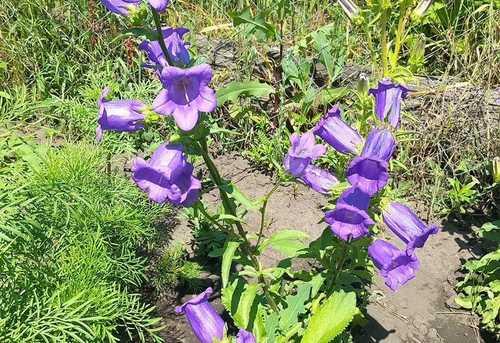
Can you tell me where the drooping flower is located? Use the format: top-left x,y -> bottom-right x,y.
237,329 -> 256,343
313,105 -> 363,155
100,0 -> 141,16
361,128 -> 396,162
346,157 -> 389,196
132,144 -> 201,206
96,87 -> 145,141
139,28 -> 190,68
175,287 -> 226,343
369,79 -> 409,128
299,165 -> 339,194
383,202 -> 439,249
283,132 -> 326,177
153,64 -> 217,131
337,0 -> 360,21
148,0 -> 170,12
368,239 -> 420,291
325,204 -> 374,241
337,186 -> 371,211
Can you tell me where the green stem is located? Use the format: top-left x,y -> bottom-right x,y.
255,184 -> 279,250
391,2 -> 411,70
326,240 -> 350,290
379,8 -> 389,77
151,6 -> 174,66
197,137 -> 279,313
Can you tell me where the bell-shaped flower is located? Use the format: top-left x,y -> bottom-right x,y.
413,0 -> 433,17
313,105 -> 363,155
96,87 -> 145,141
148,0 -> 170,12
337,0 -> 360,21
368,239 -> 420,291
325,204 -> 374,241
132,144 -> 201,206
100,0 -> 141,16
237,329 -> 256,343
139,28 -> 190,68
337,186 -> 371,211
175,287 -> 226,343
284,132 -> 326,177
383,202 -> 439,249
361,128 -> 396,162
346,157 -> 389,196
154,64 -> 217,131
300,165 -> 339,194
369,79 -> 409,128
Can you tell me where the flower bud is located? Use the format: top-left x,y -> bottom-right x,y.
413,0 -> 433,17
493,157 -> 500,184
337,0 -> 360,21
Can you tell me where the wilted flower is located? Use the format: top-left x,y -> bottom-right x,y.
96,87 -> 145,141
100,0 -> 141,16
368,239 -> 420,291
313,105 -> 364,155
300,165 -> 339,194
237,329 -> 256,343
413,0 -> 433,17
361,128 -> 396,162
175,288 -> 226,343
325,204 -> 374,241
139,28 -> 190,68
346,157 -> 389,196
369,79 -> 409,128
132,144 -> 201,206
284,132 -> 326,177
383,202 -> 439,249
337,0 -> 360,21
337,186 -> 371,211
148,0 -> 170,12
153,64 -> 217,131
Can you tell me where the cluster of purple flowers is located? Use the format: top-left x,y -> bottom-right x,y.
97,0 -> 220,208
284,79 -> 438,291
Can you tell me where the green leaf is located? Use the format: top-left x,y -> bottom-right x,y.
259,230 -> 309,257
264,312 -> 280,343
222,240 -> 241,287
455,295 -> 473,309
222,279 -> 259,329
220,182 -> 260,210
301,291 -> 357,343
230,8 -> 277,40
279,283 -> 312,332
217,81 -> 274,106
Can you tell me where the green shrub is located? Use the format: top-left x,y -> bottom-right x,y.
0,142 -> 167,342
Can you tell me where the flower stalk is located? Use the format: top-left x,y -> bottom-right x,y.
150,6 -> 174,66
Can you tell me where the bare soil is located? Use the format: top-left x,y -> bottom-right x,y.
153,155 -> 485,343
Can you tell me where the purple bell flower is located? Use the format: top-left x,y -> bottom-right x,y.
132,144 -> 201,206
300,165 -> 339,194
361,128 -> 396,162
154,64 -> 217,131
100,0 -> 141,16
96,87 -> 145,142
283,132 -> 326,177
175,288 -> 226,343
139,28 -> 190,68
337,186 -> 371,211
325,204 -> 374,241
237,329 -> 256,343
346,157 -> 389,196
368,239 -> 420,291
369,79 -> 409,128
148,0 -> 170,12
337,0 -> 360,20
313,105 -> 363,155
383,202 -> 439,249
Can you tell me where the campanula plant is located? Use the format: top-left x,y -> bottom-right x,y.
97,1 -> 439,341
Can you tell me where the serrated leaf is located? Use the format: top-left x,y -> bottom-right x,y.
301,291 -> 357,343
222,240 -> 240,287
265,312 -> 280,343
279,283 -> 312,332
217,81 -> 274,106
220,182 -> 260,210
259,230 -> 308,257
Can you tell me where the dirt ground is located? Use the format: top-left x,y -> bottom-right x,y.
154,155 -> 486,343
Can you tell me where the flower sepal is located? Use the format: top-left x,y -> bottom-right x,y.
128,3 -> 149,26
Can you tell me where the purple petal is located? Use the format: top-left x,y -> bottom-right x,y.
346,157 -> 389,196
97,88 -> 145,134
383,202 -> 439,249
369,79 -> 409,128
284,132 -> 326,177
337,186 -> 371,211
361,128 -> 396,162
100,0 -> 141,16
237,329 -> 256,343
325,204 -> 374,241
175,288 -> 226,343
300,165 -> 338,194
148,0 -> 170,12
